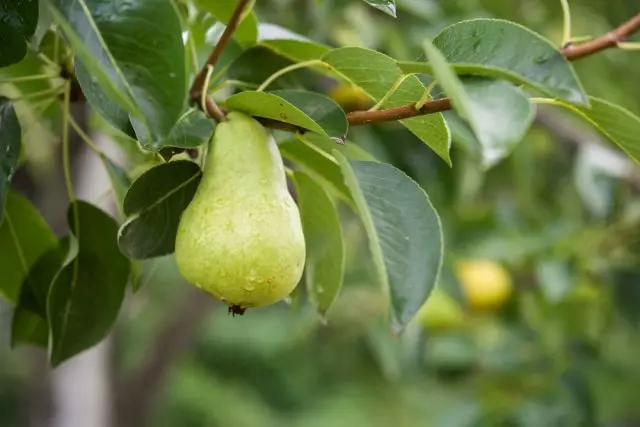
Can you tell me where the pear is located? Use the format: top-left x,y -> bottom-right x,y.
175,111 -> 306,313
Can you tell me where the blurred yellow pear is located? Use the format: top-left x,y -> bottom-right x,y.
417,288 -> 465,331
328,83 -> 372,111
457,260 -> 512,312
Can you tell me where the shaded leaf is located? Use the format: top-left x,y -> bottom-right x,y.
0,0 -> 39,67
334,153 -> 444,331
75,60 -> 136,138
399,19 -> 587,105
48,201 -> 130,366
293,171 -> 345,317
137,109 -> 215,151
0,97 -> 22,224
226,46 -> 321,90
323,47 -> 451,164
11,238 -> 71,348
49,0 -> 186,138
0,191 -> 57,303
103,158 -> 130,218
118,161 -> 202,259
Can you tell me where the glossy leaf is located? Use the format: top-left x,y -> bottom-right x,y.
136,109 -> 215,151
0,97 -> 22,224
271,90 -> 348,138
293,172 -> 345,317
360,0 -> 396,17
399,19 -> 587,105
323,47 -> 451,164
541,97 -> 640,164
196,0 -> 258,47
49,0 -> 186,138
75,60 -> 136,138
46,0 -> 139,121
335,153 -> 444,331
0,0 -> 39,67
48,201 -> 130,366
0,191 -> 57,303
118,161 -> 202,259
225,91 -> 327,135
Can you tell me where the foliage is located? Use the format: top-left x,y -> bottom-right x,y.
0,0 -> 640,425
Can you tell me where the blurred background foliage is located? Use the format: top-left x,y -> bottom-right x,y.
1,0 -> 640,426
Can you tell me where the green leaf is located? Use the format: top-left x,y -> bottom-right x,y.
11,308 -> 49,347
460,78 -> 534,167
323,47 -> 451,164
0,97 -> 22,225
271,90 -> 348,138
540,97 -> 640,164
75,60 -> 136,138
399,19 -> 587,105
103,158 -> 131,218
48,201 -> 130,366
48,0 -> 186,138
334,153 -> 444,331
225,91 -> 327,135
196,0 -> 258,47
279,139 -> 353,205
360,0 -> 396,17
258,24 -> 330,62
118,160 -> 202,259
136,109 -> 215,151
423,38 -> 534,167
46,0 -> 138,122
11,238 -> 72,348
293,172 -> 345,317
300,132 -> 377,162
226,46 -> 320,90
0,0 -> 39,67
0,191 -> 57,303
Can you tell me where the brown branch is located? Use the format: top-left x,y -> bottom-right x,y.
340,12 -> 640,127
189,0 -> 251,121
563,13 -> 640,60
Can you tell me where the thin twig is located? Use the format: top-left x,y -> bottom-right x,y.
189,0 -> 250,121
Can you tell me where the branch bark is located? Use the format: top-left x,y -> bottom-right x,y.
189,0 -> 251,121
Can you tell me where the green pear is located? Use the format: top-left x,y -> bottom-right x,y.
175,111 -> 306,313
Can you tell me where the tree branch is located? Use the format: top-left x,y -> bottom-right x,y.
189,0 -> 251,121
341,13 -> 640,127
563,13 -> 640,60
